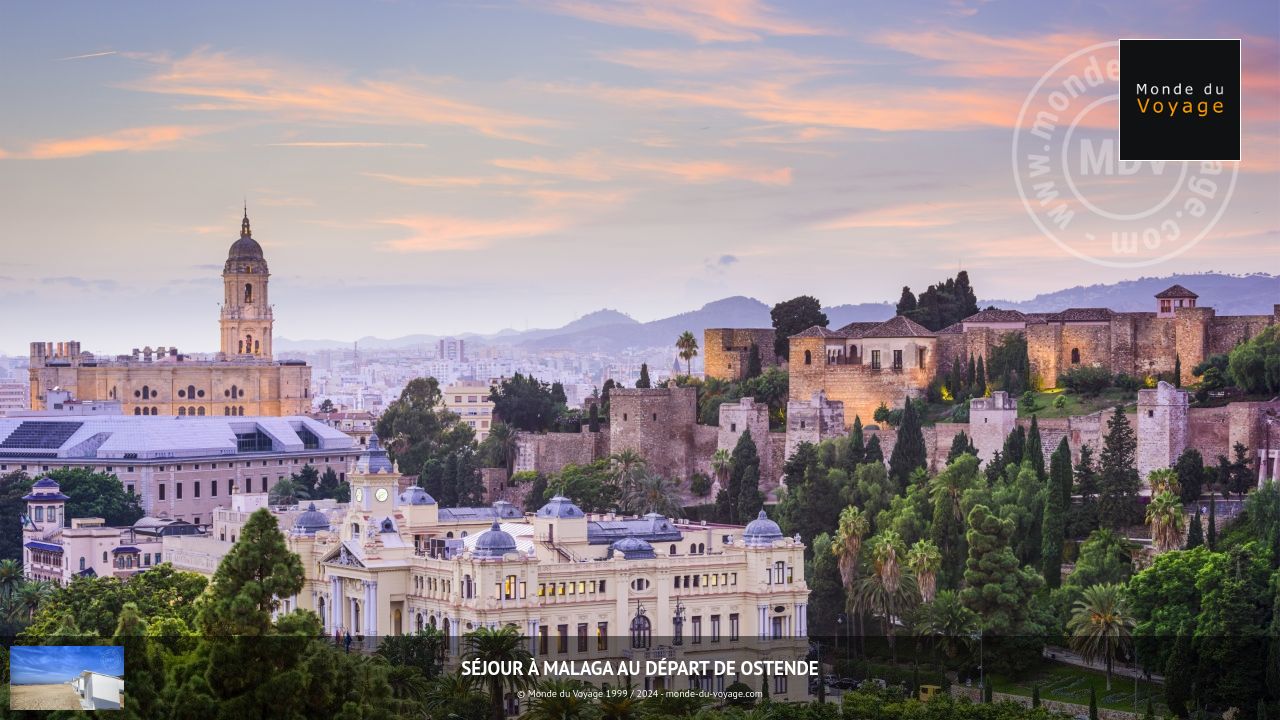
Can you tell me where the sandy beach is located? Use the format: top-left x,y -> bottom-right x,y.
10,683 -> 82,710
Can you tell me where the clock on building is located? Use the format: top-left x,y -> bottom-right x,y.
375,488 -> 388,502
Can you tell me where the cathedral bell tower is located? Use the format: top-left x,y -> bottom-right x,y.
220,206 -> 274,358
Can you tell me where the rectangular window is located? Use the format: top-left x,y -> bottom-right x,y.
261,477 -> 268,492
773,675 -> 787,695
711,615 -> 721,642
539,626 -> 549,655
577,623 -> 588,653
730,614 -> 740,641
538,583 -> 545,597
194,481 -> 201,498
870,350 -> 881,369
893,349 -> 903,369
159,484 -> 166,501
176,483 -> 183,500
598,580 -> 605,593
557,625 -> 568,654
211,481 -> 218,497
577,581 -> 586,594
692,616 -> 702,644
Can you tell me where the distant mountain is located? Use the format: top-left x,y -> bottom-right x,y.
275,273 -> 1277,353
984,273 -> 1279,315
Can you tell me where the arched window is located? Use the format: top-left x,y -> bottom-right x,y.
803,350 -> 812,365
134,407 -> 142,416
79,557 -> 85,571
245,334 -> 254,354
630,613 -> 652,649
178,407 -> 186,416
254,339 -> 260,354
244,283 -> 253,303
187,385 -> 196,400
416,614 -> 423,633
142,385 -> 151,399
698,543 -> 705,554
102,551 -> 108,563
197,407 -> 205,416
188,406 -> 196,416
670,544 -> 677,556
1071,348 -> 1081,364
238,340 -> 244,353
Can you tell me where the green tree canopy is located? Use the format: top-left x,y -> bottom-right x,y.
377,377 -> 476,475
770,295 -> 828,359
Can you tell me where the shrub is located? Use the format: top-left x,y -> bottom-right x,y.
690,473 -> 712,497
1053,395 -> 1067,410
1114,373 -> 1142,392
1058,366 -> 1113,396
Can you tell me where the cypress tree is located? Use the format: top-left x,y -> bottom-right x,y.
865,434 -> 884,464
738,465 -> 763,521
1174,356 -> 1182,388
1185,509 -> 1203,549
588,403 -> 600,432
967,354 -> 976,390
947,431 -> 977,464
985,450 -> 1005,485
975,356 -> 987,396
1041,437 -> 1071,588
1207,495 -> 1217,549
847,416 -> 866,469
1097,406 -> 1140,530
636,363 -> 651,389
1003,426 -> 1026,471
746,343 -> 763,379
951,356 -> 964,398
1025,415 -> 1045,480
1032,684 -> 1041,708
889,398 -> 927,491
728,429 -> 760,523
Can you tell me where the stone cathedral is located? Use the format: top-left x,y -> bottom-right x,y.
27,209 -> 312,416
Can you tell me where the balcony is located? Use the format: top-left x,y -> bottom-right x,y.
622,645 -> 676,661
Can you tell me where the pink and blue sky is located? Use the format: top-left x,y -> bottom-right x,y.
1,0 -> 1277,354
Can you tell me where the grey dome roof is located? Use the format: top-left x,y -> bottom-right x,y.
354,433 -> 395,474
743,510 -> 783,547
610,536 -> 655,560
473,520 -> 517,559
292,503 -> 330,534
399,487 -> 436,505
537,496 -> 584,519
228,212 -> 264,260
33,477 -> 60,489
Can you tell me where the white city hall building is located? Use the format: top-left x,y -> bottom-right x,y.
164,435 -> 812,702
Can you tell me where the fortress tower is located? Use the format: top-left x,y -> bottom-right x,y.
1137,380 -> 1189,489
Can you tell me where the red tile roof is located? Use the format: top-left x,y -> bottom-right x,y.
962,308 -> 1028,324
862,315 -> 936,338
1155,284 -> 1199,299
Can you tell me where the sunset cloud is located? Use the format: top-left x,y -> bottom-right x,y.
815,199 -> 1026,231
540,0 -> 835,43
597,47 -> 854,77
13,125 -> 208,159
124,49 -> 552,142
363,172 -> 549,188
380,214 -> 570,252
492,150 -> 792,185
872,29 -> 1107,79
265,141 -> 428,149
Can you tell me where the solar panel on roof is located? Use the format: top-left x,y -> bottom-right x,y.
0,421 -> 83,450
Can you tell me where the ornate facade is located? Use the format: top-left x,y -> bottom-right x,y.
27,209 -> 312,416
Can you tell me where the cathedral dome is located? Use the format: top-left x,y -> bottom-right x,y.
225,209 -> 267,269
292,503 -> 330,535
742,510 -> 783,547
473,520 -> 518,559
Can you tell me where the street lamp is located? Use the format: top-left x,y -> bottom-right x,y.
672,597 -> 685,646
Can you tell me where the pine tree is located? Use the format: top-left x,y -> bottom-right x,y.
961,505 -> 1042,637
1041,438 -> 1071,588
1025,415 -> 1045,480
889,398 -> 927,491
897,286 -> 918,314
636,364 -> 651,389
746,343 -> 763,379
865,434 -> 884,464
1185,509 -> 1203,548
1097,406 -> 1140,530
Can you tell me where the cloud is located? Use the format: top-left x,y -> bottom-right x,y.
815,199 -> 1024,230
56,50 -> 117,61
597,47 -> 854,77
379,214 -> 570,252
264,141 -> 428,149
11,125 -> 208,159
717,254 -> 738,266
492,150 -> 792,185
871,29 -> 1107,79
123,48 -> 552,142
539,0 -> 836,43
362,171 -> 550,188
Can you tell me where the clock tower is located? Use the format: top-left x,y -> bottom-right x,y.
346,434 -> 400,535
220,206 -> 274,358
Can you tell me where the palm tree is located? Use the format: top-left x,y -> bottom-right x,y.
832,506 -> 869,588
9,580 -> 54,622
906,539 -> 942,603
609,450 -> 647,493
624,473 -> 684,517
486,421 -> 519,475
0,559 -> 22,599
676,331 -> 699,376
424,672 -> 486,717
1067,583 -> 1134,691
1146,468 -> 1181,497
462,625 -> 534,720
912,590 -> 979,661
711,449 -> 732,493
852,530 -> 919,658
1145,490 -> 1186,553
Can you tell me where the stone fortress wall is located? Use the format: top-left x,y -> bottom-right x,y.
703,328 -> 778,382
